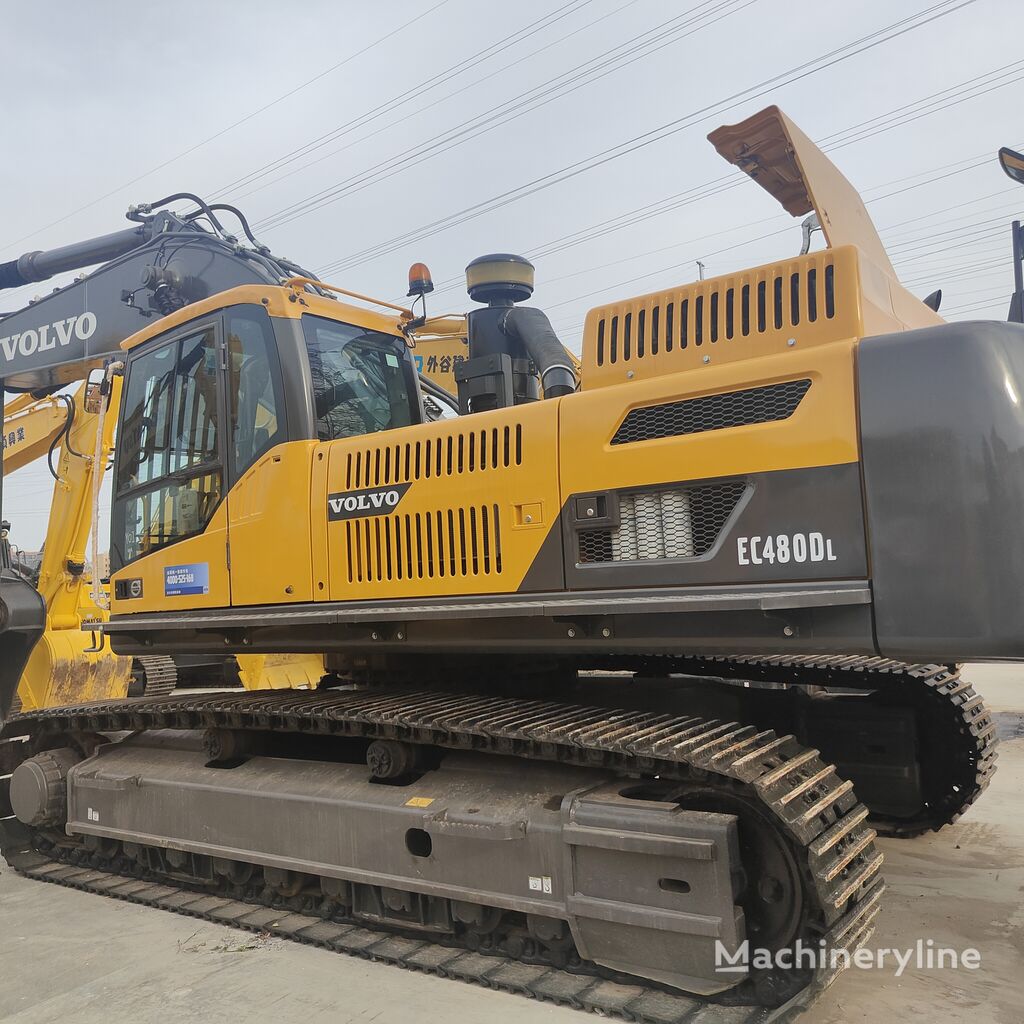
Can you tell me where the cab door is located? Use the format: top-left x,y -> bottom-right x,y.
222,303 -> 316,606
110,318 -> 232,613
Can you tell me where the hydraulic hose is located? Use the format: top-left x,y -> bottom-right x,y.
46,395 -> 79,481
501,306 -> 577,398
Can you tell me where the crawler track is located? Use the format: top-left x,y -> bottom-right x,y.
664,657 -> 999,837
1,830 -> 883,1024
130,655 -> 178,698
1,688 -> 884,1020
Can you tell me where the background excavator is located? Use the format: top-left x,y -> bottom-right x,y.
0,107 -> 1016,1018
0,380 -> 177,709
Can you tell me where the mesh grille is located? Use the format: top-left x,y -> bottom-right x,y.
612,379 -> 810,445
346,505 -> 502,583
577,481 -> 746,564
578,530 -> 615,563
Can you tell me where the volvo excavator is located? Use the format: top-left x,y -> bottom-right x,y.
0,108 -> 1011,1019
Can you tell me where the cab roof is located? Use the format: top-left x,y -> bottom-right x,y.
120,282 -> 409,353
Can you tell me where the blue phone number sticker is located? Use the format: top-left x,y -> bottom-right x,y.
164,562 -> 210,597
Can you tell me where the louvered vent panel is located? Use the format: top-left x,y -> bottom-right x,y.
345,504 -> 503,583
578,481 -> 747,564
346,424 -> 523,488
582,248 -> 861,389
593,262 -> 836,368
611,379 -> 811,445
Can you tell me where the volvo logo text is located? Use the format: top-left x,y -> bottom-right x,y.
0,312 -> 97,363
327,484 -> 411,521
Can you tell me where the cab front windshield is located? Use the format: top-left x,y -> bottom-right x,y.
301,315 -> 417,442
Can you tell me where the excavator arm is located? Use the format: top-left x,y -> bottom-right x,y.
0,378 -> 131,714
3,390 -> 89,476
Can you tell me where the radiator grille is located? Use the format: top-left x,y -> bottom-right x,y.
577,482 -> 747,564
346,424 -> 523,488
612,379 -> 811,445
345,504 -> 503,583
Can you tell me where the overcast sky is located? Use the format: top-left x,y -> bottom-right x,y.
2,0 -> 1020,551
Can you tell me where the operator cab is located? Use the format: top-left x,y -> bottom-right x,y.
110,284 -> 422,575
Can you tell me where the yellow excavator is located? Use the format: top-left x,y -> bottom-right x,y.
1,380 -> 137,709
0,108 -> 1013,1018
1,382 -> 324,708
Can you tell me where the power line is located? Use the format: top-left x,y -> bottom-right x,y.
423,174 -> 1008,311
536,200 -> 1015,317
882,188 -> 1019,239
423,140 -> 1020,306
944,282 -> 1015,302
900,255 -> 1010,286
821,60 -> 1024,151
2,1 -> 452,250
486,129 -> 1017,315
254,0 -> 757,233
903,255 -> 1010,288
315,0 -> 979,275
214,0 -> 603,201
944,293 -> 1011,315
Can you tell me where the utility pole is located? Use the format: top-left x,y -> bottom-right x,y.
1009,220 -> 1024,324
997,147 -> 1024,323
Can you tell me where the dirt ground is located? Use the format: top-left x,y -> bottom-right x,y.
1,665 -> 1021,1024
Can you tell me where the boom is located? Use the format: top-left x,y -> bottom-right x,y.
0,200 -> 319,392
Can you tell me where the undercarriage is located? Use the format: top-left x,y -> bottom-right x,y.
0,651 -> 997,1018
2,682 -> 890,1019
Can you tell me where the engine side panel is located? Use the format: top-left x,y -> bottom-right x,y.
322,399 -> 563,600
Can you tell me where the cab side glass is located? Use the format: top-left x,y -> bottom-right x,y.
227,305 -> 286,481
172,331 -> 219,472
116,340 -> 175,491
301,314 -> 417,442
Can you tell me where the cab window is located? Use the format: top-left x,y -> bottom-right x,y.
227,305 -> 285,481
301,315 -> 417,442
112,326 -> 222,570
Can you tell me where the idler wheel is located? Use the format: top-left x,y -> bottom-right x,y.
10,747 -> 81,827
